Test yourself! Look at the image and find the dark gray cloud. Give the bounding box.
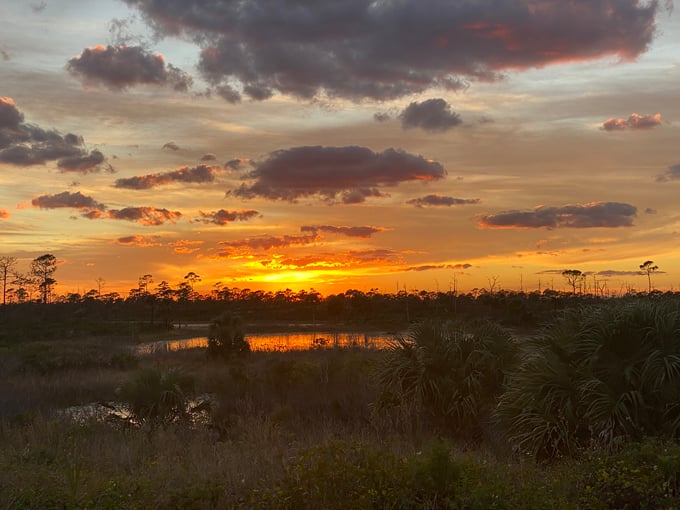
[373,112,391,123]
[57,149,114,174]
[107,207,182,226]
[229,146,445,204]
[114,164,217,189]
[217,233,319,255]
[196,209,260,225]
[30,2,46,13]
[656,163,680,182]
[200,153,217,161]
[407,194,479,207]
[478,202,637,229]
[162,141,180,151]
[67,45,193,91]
[124,0,661,101]
[601,113,662,131]
[399,99,462,132]
[300,225,385,238]
[0,97,111,172]
[31,191,106,217]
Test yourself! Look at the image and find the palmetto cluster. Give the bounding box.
[498,299,680,459]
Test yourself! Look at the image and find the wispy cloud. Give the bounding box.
[478,202,637,229]
[195,209,260,225]
[300,225,385,238]
[230,146,445,204]
[656,163,680,182]
[114,164,218,189]
[407,194,479,207]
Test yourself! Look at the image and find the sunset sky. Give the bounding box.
[1,0,680,297]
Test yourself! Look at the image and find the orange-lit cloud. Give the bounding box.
[67,45,192,91]
[107,207,182,226]
[114,164,218,189]
[115,235,162,247]
[479,202,637,229]
[196,209,260,225]
[407,194,480,208]
[170,240,204,254]
[230,146,445,204]
[602,113,662,131]
[0,209,9,219]
[32,191,106,216]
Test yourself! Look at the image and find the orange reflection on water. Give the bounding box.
[136,331,395,355]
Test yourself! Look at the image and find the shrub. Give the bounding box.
[376,319,518,441]
[498,299,680,459]
[117,367,195,426]
[206,313,250,361]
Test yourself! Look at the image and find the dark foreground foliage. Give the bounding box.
[3,296,680,508]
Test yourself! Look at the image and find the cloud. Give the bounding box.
[217,233,319,255]
[107,207,182,226]
[30,2,47,13]
[200,153,217,161]
[407,194,480,207]
[123,0,661,101]
[67,45,193,91]
[0,97,111,172]
[478,202,637,229]
[225,158,248,170]
[115,235,162,247]
[229,146,445,204]
[57,149,114,174]
[404,263,472,272]
[1,49,10,61]
[196,209,260,225]
[399,99,462,132]
[0,209,9,219]
[595,269,646,277]
[31,191,106,212]
[601,113,662,131]
[656,163,680,182]
[373,112,391,123]
[162,141,180,151]
[170,239,204,254]
[300,225,385,238]
[114,164,218,189]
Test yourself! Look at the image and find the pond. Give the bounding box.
[135,330,399,355]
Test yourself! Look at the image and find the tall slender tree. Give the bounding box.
[0,256,17,305]
[30,254,57,303]
[639,260,659,293]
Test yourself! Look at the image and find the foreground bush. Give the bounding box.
[498,299,680,459]
[376,320,518,441]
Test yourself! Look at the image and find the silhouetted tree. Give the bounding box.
[562,269,583,295]
[30,254,57,303]
[0,256,17,305]
[640,260,659,293]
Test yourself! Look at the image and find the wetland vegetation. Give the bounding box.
[2,288,680,508]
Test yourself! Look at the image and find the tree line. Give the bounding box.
[0,254,57,304]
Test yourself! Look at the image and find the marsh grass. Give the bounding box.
[4,302,680,508]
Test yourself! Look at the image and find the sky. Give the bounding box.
[1,0,680,297]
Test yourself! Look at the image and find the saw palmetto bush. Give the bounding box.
[377,319,518,441]
[118,367,195,426]
[206,313,250,360]
[498,298,680,459]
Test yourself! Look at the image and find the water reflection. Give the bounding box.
[136,331,396,355]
